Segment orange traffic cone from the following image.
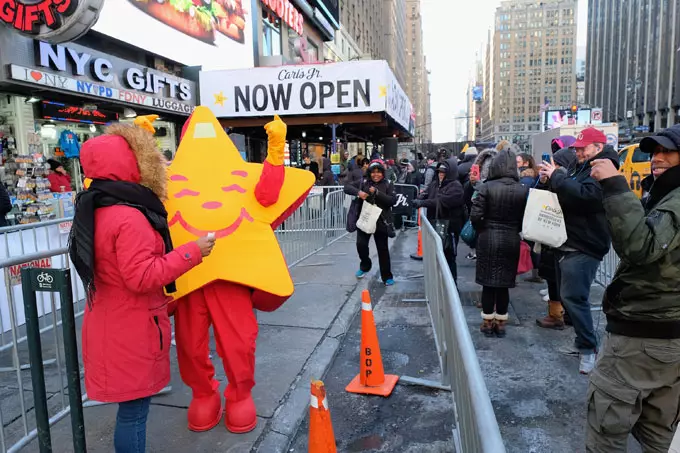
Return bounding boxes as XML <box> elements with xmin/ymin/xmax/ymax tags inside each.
<box><xmin>345</xmin><ymin>290</ymin><xmax>399</xmax><ymax>396</ymax></box>
<box><xmin>410</xmin><ymin>210</ymin><xmax>423</xmax><ymax>261</ymax></box>
<box><xmin>309</xmin><ymin>380</ymin><xmax>337</xmax><ymax>453</ymax></box>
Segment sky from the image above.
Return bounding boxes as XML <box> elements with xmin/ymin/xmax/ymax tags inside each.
<box><xmin>421</xmin><ymin>0</ymin><xmax>589</xmax><ymax>142</ymax></box>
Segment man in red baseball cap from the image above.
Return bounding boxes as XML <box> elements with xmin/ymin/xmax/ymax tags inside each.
<box><xmin>571</xmin><ymin>127</ymin><xmax>608</xmax><ymax>164</ymax></box>
<box><xmin>539</xmin><ymin>126</ymin><xmax>620</xmax><ymax>375</ymax></box>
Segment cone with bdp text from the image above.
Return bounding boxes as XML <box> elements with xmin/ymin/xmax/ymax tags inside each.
<box><xmin>410</xmin><ymin>210</ymin><xmax>423</xmax><ymax>261</ymax></box>
<box><xmin>345</xmin><ymin>290</ymin><xmax>399</xmax><ymax>396</ymax></box>
<box><xmin>308</xmin><ymin>380</ymin><xmax>337</xmax><ymax>453</ymax></box>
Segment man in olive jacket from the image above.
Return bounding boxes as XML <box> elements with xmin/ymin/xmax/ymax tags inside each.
<box><xmin>587</xmin><ymin>124</ymin><xmax>680</xmax><ymax>452</ymax></box>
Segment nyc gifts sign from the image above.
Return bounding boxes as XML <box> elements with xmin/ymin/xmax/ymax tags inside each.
<box><xmin>200</xmin><ymin>60</ymin><xmax>413</xmax><ymax>132</ymax></box>
<box><xmin>0</xmin><ymin>0</ymin><xmax>105</xmax><ymax>43</ymax></box>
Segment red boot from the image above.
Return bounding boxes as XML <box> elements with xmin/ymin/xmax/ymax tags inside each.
<box><xmin>225</xmin><ymin>394</ymin><xmax>257</xmax><ymax>433</ymax></box>
<box><xmin>188</xmin><ymin>391</ymin><xmax>223</xmax><ymax>432</ymax></box>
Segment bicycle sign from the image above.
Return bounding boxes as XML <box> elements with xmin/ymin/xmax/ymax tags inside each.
<box><xmin>29</xmin><ymin>268</ymin><xmax>63</xmax><ymax>292</ymax></box>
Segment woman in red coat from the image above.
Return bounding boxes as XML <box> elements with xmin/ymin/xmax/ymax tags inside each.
<box><xmin>68</xmin><ymin>123</ymin><xmax>215</xmax><ymax>453</ymax></box>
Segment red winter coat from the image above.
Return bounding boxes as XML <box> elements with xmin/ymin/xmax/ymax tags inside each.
<box><xmin>80</xmin><ymin>127</ymin><xmax>203</xmax><ymax>403</ymax></box>
<box><xmin>48</xmin><ymin>172</ymin><xmax>72</xmax><ymax>192</ymax></box>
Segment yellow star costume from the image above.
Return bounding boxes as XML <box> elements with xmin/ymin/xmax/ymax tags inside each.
<box><xmin>167</xmin><ymin>106</ymin><xmax>314</xmax><ymax>435</ymax></box>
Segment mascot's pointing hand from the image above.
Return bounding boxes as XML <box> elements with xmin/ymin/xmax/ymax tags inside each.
<box><xmin>133</xmin><ymin>115</ymin><xmax>159</xmax><ymax>135</ymax></box>
<box><xmin>264</xmin><ymin>114</ymin><xmax>286</xmax><ymax>167</ymax></box>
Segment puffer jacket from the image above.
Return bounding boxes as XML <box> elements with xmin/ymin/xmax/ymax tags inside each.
<box><xmin>419</xmin><ymin>158</ymin><xmax>466</xmax><ymax>236</ymax></box>
<box><xmin>80</xmin><ymin>126</ymin><xmax>202</xmax><ymax>403</ymax></box>
<box><xmin>318</xmin><ymin>157</ymin><xmax>336</xmax><ymax>186</ymax></box>
<box><xmin>344</xmin><ymin>176</ymin><xmax>396</xmax><ymax>235</ymax></box>
<box><xmin>548</xmin><ymin>145</ymin><xmax>620</xmax><ymax>259</ymax></box>
<box><xmin>471</xmin><ymin>150</ymin><xmax>527</xmax><ymax>288</ymax></box>
<box><xmin>600</xmin><ymin>164</ymin><xmax>680</xmax><ymax>339</ymax></box>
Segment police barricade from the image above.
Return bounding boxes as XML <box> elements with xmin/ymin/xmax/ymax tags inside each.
<box><xmin>594</xmin><ymin>247</ymin><xmax>620</xmax><ymax>289</ymax></box>
<box><xmin>0</xmin><ymin>192</ymin><xmax>340</xmax><ymax>452</ymax></box>
<box><xmin>392</xmin><ymin>184</ymin><xmax>419</xmax><ymax>229</ymax></box>
<box><xmin>408</xmin><ymin>209</ymin><xmax>505</xmax><ymax>453</ymax></box>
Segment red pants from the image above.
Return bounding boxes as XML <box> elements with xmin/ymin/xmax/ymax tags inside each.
<box><xmin>174</xmin><ymin>281</ymin><xmax>286</xmax><ymax>403</ymax></box>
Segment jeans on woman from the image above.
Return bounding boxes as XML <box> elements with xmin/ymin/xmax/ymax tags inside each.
<box><xmin>114</xmin><ymin>397</ymin><xmax>151</xmax><ymax>453</ymax></box>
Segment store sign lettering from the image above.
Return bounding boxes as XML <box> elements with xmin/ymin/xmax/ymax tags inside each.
<box><xmin>261</xmin><ymin>0</ymin><xmax>303</xmax><ymax>35</ymax></box>
<box><xmin>36</xmin><ymin>41</ymin><xmax>192</xmax><ymax>101</ymax></box>
<box><xmin>0</xmin><ymin>0</ymin><xmax>76</xmax><ymax>33</ymax></box>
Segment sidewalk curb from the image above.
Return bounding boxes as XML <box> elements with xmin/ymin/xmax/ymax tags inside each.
<box><xmin>251</xmin><ymin>231</ymin><xmax>405</xmax><ymax>452</ymax></box>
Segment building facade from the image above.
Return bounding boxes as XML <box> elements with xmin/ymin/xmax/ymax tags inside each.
<box><xmin>405</xmin><ymin>0</ymin><xmax>432</xmax><ymax>143</ymax></box>
<box><xmin>586</xmin><ymin>0</ymin><xmax>680</xmax><ymax>131</ymax></box>
<box><xmin>340</xmin><ymin>0</ymin><xmax>387</xmax><ymax>60</ymax></box>
<box><xmin>384</xmin><ymin>0</ymin><xmax>407</xmax><ymax>88</ymax></box>
<box><xmin>481</xmin><ymin>0</ymin><xmax>578</xmax><ymax>144</ymax></box>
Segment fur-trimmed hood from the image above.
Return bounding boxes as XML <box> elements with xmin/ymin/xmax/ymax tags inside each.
<box><xmin>80</xmin><ymin>123</ymin><xmax>168</xmax><ymax>199</ymax></box>
<box><xmin>473</xmin><ymin>148</ymin><xmax>498</xmax><ymax>182</ymax></box>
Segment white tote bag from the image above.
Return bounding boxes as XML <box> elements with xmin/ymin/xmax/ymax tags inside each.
<box><xmin>521</xmin><ymin>188</ymin><xmax>568</xmax><ymax>248</ymax></box>
<box><xmin>356</xmin><ymin>201</ymin><xmax>383</xmax><ymax>235</ymax></box>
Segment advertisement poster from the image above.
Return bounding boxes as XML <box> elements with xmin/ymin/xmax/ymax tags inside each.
<box><xmin>93</xmin><ymin>0</ymin><xmax>255</xmax><ymax>70</ymax></box>
<box><xmin>201</xmin><ymin>61</ymin><xmax>413</xmax><ymax>132</ymax></box>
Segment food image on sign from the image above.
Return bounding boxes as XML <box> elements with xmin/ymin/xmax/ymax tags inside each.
<box><xmin>128</xmin><ymin>0</ymin><xmax>247</xmax><ymax>44</ymax></box>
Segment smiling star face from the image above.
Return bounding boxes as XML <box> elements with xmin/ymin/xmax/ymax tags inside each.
<box><xmin>165</xmin><ymin>106</ymin><xmax>314</xmax><ymax>299</ymax></box>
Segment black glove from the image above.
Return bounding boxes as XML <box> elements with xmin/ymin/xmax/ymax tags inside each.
<box><xmin>412</xmin><ymin>199</ymin><xmax>423</xmax><ymax>208</ymax></box>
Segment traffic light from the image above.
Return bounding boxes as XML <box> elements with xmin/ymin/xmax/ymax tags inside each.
<box><xmin>475</xmin><ymin>117</ymin><xmax>481</xmax><ymax>128</ymax></box>
<box><xmin>571</xmin><ymin>104</ymin><xmax>578</xmax><ymax>113</ymax></box>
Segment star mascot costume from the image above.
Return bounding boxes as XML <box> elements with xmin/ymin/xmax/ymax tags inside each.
<box><xmin>165</xmin><ymin>107</ymin><xmax>315</xmax><ymax>433</ymax></box>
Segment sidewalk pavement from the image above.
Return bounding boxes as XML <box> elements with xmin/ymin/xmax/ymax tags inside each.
<box><xmin>290</xmin><ymin>229</ymin><xmax>454</xmax><ymax>452</ymax></box>
<box><xmin>10</xmin><ymin>233</ymin><xmax>394</xmax><ymax>453</ymax></box>
<box><xmin>455</xmin><ymin>243</ymin><xmax>642</xmax><ymax>453</ymax></box>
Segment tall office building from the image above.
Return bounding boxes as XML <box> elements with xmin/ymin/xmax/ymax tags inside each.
<box><xmin>340</xmin><ymin>0</ymin><xmax>387</xmax><ymax>61</ymax></box>
<box><xmin>586</xmin><ymin>0</ymin><xmax>680</xmax><ymax>131</ymax></box>
<box><xmin>405</xmin><ymin>0</ymin><xmax>432</xmax><ymax>143</ymax></box>
<box><xmin>384</xmin><ymin>0</ymin><xmax>407</xmax><ymax>88</ymax></box>
<box><xmin>480</xmin><ymin>0</ymin><xmax>578</xmax><ymax>144</ymax></box>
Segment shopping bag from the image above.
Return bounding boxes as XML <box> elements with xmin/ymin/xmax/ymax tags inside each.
<box><xmin>356</xmin><ymin>201</ymin><xmax>382</xmax><ymax>234</ymax></box>
<box><xmin>521</xmin><ymin>188</ymin><xmax>567</xmax><ymax>248</ymax></box>
<box><xmin>517</xmin><ymin>241</ymin><xmax>533</xmax><ymax>275</ymax></box>
<box><xmin>460</xmin><ymin>220</ymin><xmax>477</xmax><ymax>247</ymax></box>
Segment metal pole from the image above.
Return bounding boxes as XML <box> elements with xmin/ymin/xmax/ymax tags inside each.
<box><xmin>20</xmin><ymin>268</ymin><xmax>52</xmax><ymax>453</ymax></box>
<box><xmin>59</xmin><ymin>269</ymin><xmax>86</xmax><ymax>453</ymax></box>
<box><xmin>331</xmin><ymin>123</ymin><xmax>337</xmax><ymax>155</ymax></box>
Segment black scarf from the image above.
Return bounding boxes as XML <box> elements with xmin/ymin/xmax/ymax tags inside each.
<box><xmin>68</xmin><ymin>179</ymin><xmax>176</xmax><ymax>305</ymax></box>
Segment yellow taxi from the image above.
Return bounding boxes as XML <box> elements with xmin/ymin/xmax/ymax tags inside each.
<box><xmin>618</xmin><ymin>143</ymin><xmax>651</xmax><ymax>199</ymax></box>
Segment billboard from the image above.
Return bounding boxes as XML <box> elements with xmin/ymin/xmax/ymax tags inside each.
<box><xmin>472</xmin><ymin>85</ymin><xmax>483</xmax><ymax>102</ymax></box>
<box><xmin>544</xmin><ymin>109</ymin><xmax>592</xmax><ymax>130</ymax></box>
<box><xmin>92</xmin><ymin>0</ymin><xmax>255</xmax><ymax>70</ymax></box>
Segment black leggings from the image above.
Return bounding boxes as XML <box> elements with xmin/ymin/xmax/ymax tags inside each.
<box><xmin>547</xmin><ymin>279</ymin><xmax>561</xmax><ymax>302</ymax></box>
<box><xmin>481</xmin><ymin>286</ymin><xmax>510</xmax><ymax>316</ymax></box>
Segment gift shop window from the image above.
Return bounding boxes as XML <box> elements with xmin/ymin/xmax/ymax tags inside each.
<box><xmin>262</xmin><ymin>9</ymin><xmax>282</xmax><ymax>57</ymax></box>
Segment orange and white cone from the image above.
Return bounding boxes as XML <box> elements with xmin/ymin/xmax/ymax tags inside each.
<box><xmin>345</xmin><ymin>290</ymin><xmax>399</xmax><ymax>396</ymax></box>
<box><xmin>308</xmin><ymin>380</ymin><xmax>337</xmax><ymax>453</ymax></box>
<box><xmin>410</xmin><ymin>210</ymin><xmax>423</xmax><ymax>261</ymax></box>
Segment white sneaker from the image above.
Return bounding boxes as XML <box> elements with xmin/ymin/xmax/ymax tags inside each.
<box><xmin>542</xmin><ymin>294</ymin><xmax>550</xmax><ymax>302</ymax></box>
<box><xmin>539</xmin><ymin>289</ymin><xmax>549</xmax><ymax>296</ymax></box>
<box><xmin>579</xmin><ymin>354</ymin><xmax>596</xmax><ymax>375</ymax></box>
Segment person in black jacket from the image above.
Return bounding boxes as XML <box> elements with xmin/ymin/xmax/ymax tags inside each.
<box><xmin>539</xmin><ymin>127</ymin><xmax>620</xmax><ymax>375</ymax></box>
<box><xmin>471</xmin><ymin>149</ymin><xmax>528</xmax><ymax>338</ymax></box>
<box><xmin>346</xmin><ymin>157</ymin><xmax>369</xmax><ymax>187</ymax></box>
<box><xmin>344</xmin><ymin>160</ymin><xmax>396</xmax><ymax>286</ymax></box>
<box><xmin>413</xmin><ymin>158</ymin><xmax>465</xmax><ymax>281</ymax></box>
<box><xmin>0</xmin><ymin>183</ymin><xmax>12</xmax><ymax>227</ymax></box>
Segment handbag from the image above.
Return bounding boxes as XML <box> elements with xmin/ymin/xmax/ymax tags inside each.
<box><xmin>517</xmin><ymin>240</ymin><xmax>533</xmax><ymax>275</ymax></box>
<box><xmin>346</xmin><ymin>197</ymin><xmax>361</xmax><ymax>233</ymax></box>
<box><xmin>521</xmin><ymin>188</ymin><xmax>567</xmax><ymax>248</ymax></box>
<box><xmin>356</xmin><ymin>200</ymin><xmax>382</xmax><ymax>234</ymax></box>
<box><xmin>460</xmin><ymin>220</ymin><xmax>477</xmax><ymax>247</ymax></box>
<box><xmin>434</xmin><ymin>197</ymin><xmax>452</xmax><ymax>249</ymax></box>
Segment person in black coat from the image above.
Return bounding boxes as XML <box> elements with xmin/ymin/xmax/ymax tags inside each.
<box><xmin>413</xmin><ymin>158</ymin><xmax>465</xmax><ymax>281</ymax></box>
<box><xmin>470</xmin><ymin>149</ymin><xmax>528</xmax><ymax>338</ymax></box>
<box><xmin>346</xmin><ymin>157</ymin><xmax>369</xmax><ymax>187</ymax></box>
<box><xmin>0</xmin><ymin>183</ymin><xmax>12</xmax><ymax>227</ymax></box>
<box><xmin>344</xmin><ymin>160</ymin><xmax>396</xmax><ymax>285</ymax></box>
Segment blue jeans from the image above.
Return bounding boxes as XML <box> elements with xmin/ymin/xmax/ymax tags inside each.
<box><xmin>559</xmin><ymin>252</ymin><xmax>600</xmax><ymax>355</ymax></box>
<box><xmin>114</xmin><ymin>397</ymin><xmax>151</xmax><ymax>453</ymax></box>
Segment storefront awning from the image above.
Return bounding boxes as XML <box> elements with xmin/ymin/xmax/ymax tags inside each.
<box><xmin>199</xmin><ymin>60</ymin><xmax>415</xmax><ymax>140</ymax></box>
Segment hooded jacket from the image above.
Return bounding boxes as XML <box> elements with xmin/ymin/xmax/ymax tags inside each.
<box><xmin>470</xmin><ymin>150</ymin><xmax>527</xmax><ymax>288</ymax></box>
<box><xmin>547</xmin><ymin>145</ymin><xmax>619</xmax><ymax>259</ymax></box>
<box><xmin>420</xmin><ymin>158</ymin><xmax>466</xmax><ymax>235</ymax></box>
<box><xmin>599</xmin><ymin>156</ymin><xmax>680</xmax><ymax>339</ymax></box>
<box><xmin>80</xmin><ymin>124</ymin><xmax>202</xmax><ymax>403</ymax></box>
<box><xmin>317</xmin><ymin>157</ymin><xmax>336</xmax><ymax>186</ymax></box>
<box><xmin>457</xmin><ymin>150</ymin><xmax>478</xmax><ymax>185</ymax></box>
<box><xmin>344</xmin><ymin>170</ymin><xmax>396</xmax><ymax>235</ymax></box>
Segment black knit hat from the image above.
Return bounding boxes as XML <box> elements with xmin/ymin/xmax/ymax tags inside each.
<box><xmin>47</xmin><ymin>159</ymin><xmax>62</xmax><ymax>172</ymax></box>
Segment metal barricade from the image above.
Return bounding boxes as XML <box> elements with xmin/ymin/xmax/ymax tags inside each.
<box><xmin>393</xmin><ymin>184</ymin><xmax>419</xmax><ymax>229</ymax></box>
<box><xmin>594</xmin><ymin>247</ymin><xmax>620</xmax><ymax>289</ymax></box>
<box><xmin>0</xmin><ymin>192</ymin><xmax>346</xmax><ymax>452</ymax></box>
<box><xmin>414</xmin><ymin>209</ymin><xmax>506</xmax><ymax>453</ymax></box>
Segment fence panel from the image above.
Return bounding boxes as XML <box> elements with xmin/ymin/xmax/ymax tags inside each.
<box><xmin>420</xmin><ymin>209</ymin><xmax>506</xmax><ymax>453</ymax></box>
